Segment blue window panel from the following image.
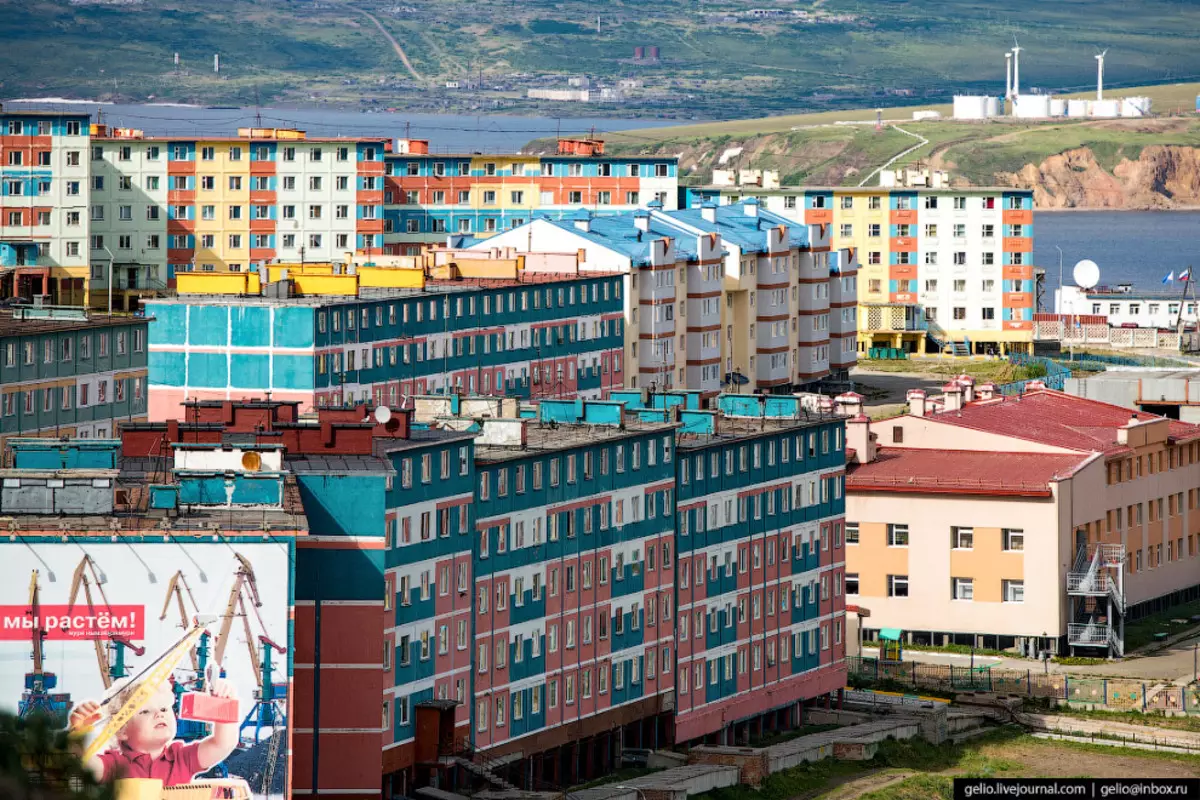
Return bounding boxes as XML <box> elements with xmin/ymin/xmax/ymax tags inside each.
<box><xmin>230</xmin><ymin>354</ymin><xmax>270</xmax><ymax>389</ymax></box>
<box><xmin>230</xmin><ymin>306</ymin><xmax>271</xmax><ymax>347</ymax></box>
<box><xmin>231</xmin><ymin>476</ymin><xmax>282</xmax><ymax>505</ymax></box>
<box><xmin>188</xmin><ymin>306</ymin><xmax>229</xmax><ymax>346</ymax></box>
<box><xmin>272</xmin><ymin>354</ymin><xmax>314</xmax><ymax>391</ymax></box>
<box><xmin>188</xmin><ymin>352</ymin><xmax>228</xmax><ymax>388</ymax></box>
<box><xmin>148</xmin><ymin>351</ymin><xmax>186</xmax><ymax>386</ymax></box>
<box><xmin>272</xmin><ymin>307</ymin><xmax>315</xmax><ymax>348</ymax></box>
<box><xmin>146</xmin><ymin>303</ymin><xmax>187</xmax><ymax>345</ymax></box>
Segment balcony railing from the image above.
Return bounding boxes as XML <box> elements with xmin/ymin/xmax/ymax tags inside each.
<box><xmin>1067</xmin><ymin>622</ymin><xmax>1114</xmax><ymax>647</ymax></box>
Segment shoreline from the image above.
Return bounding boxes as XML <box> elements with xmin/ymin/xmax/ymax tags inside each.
<box><xmin>1036</xmin><ymin>206</ymin><xmax>1200</xmax><ymax>213</ymax></box>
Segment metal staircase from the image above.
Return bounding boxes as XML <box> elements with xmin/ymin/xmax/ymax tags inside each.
<box><xmin>1066</xmin><ymin>543</ymin><xmax>1126</xmax><ymax>657</ymax></box>
<box><xmin>453</xmin><ymin>739</ymin><xmax>518</xmax><ymax>791</ymax></box>
<box><xmin>949</xmin><ymin>340</ymin><xmax>970</xmax><ymax>357</ymax></box>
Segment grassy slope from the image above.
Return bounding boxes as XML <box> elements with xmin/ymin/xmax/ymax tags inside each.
<box><xmin>3</xmin><ymin>0</ymin><xmax>1200</xmax><ymax>114</ymax></box>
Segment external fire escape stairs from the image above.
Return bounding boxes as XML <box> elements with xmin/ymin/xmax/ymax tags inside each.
<box><xmin>1066</xmin><ymin>543</ymin><xmax>1126</xmax><ymax>658</ymax></box>
<box><xmin>450</xmin><ymin>739</ymin><xmax>518</xmax><ymax>792</ymax></box>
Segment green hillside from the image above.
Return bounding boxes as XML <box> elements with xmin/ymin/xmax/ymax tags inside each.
<box><xmin>2</xmin><ymin>0</ymin><xmax>1200</xmax><ymax>118</ymax></box>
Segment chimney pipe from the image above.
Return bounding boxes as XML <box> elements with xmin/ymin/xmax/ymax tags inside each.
<box><xmin>942</xmin><ymin>383</ymin><xmax>964</xmax><ymax>413</ymax></box>
<box><xmin>701</xmin><ymin>203</ymin><xmax>717</xmax><ymax>224</ymax></box>
<box><xmin>906</xmin><ymin>389</ymin><xmax>927</xmax><ymax>417</ymax></box>
<box><xmin>845</xmin><ymin>414</ymin><xmax>877</xmax><ymax>464</ymax></box>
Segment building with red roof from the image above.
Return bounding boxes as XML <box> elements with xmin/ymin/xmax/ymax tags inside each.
<box><xmin>839</xmin><ymin>384</ymin><xmax>1200</xmax><ymax>658</ymax></box>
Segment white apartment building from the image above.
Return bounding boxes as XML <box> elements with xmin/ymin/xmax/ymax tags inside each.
<box><xmin>0</xmin><ymin>110</ymin><xmax>91</xmax><ymax>303</ymax></box>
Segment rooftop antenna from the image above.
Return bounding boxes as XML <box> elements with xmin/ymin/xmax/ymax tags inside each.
<box><xmin>1095</xmin><ymin>49</ymin><xmax>1108</xmax><ymax>101</ymax></box>
<box><xmin>254</xmin><ymin>86</ymin><xmax>262</xmax><ymax>128</ymax></box>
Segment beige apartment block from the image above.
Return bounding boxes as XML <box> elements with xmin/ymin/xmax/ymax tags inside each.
<box><xmin>840</xmin><ymin>381</ymin><xmax>1200</xmax><ymax>658</ymax></box>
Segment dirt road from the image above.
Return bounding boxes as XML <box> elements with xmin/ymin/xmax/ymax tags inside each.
<box><xmin>358</xmin><ymin>9</ymin><xmax>422</xmax><ymax>81</ymax></box>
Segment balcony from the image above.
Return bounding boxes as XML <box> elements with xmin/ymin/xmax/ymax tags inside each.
<box><xmin>1068</xmin><ymin>622</ymin><xmax>1116</xmax><ymax>648</ymax></box>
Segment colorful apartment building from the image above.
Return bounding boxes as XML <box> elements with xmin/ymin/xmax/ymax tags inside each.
<box><xmin>0</xmin><ymin>305</ymin><xmax>149</xmax><ymax>451</ymax></box>
<box><xmin>472</xmin><ymin>200</ymin><xmax>857</xmax><ymax>397</ymax></box>
<box><xmin>88</xmin><ymin>125</ymin><xmax>389</xmax><ymax>308</ymax></box>
<box><xmin>469</xmin><ymin>398</ymin><xmax>678</xmax><ymax>785</ymax></box>
<box><xmin>0</xmin><ymin>109</ymin><xmax>91</xmax><ymax>303</ymax></box>
<box><xmin>143</xmin><ymin>260</ymin><xmax>626</xmax><ymax>420</ymax></box>
<box><xmin>377</xmin><ymin>402</ymin><xmax>477</xmax><ymax>794</ymax></box>
<box><xmin>383</xmin><ymin>138</ymin><xmax>678</xmax><ymax>252</ymax></box>
<box><xmin>682</xmin><ymin>185</ymin><xmax>1035</xmax><ymax>356</ymax></box>
<box><xmin>843</xmin><ymin>382</ymin><xmax>1200</xmax><ymax>658</ymax></box>
<box><xmin>635</xmin><ymin>392</ymin><xmax>848</xmax><ymax>745</ymax></box>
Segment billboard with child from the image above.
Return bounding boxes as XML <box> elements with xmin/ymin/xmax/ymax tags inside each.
<box><xmin>0</xmin><ymin>543</ymin><xmax>290</xmax><ymax>800</ymax></box>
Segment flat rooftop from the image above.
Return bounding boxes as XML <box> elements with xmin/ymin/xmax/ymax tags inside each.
<box><xmin>0</xmin><ymin>308</ymin><xmax>149</xmax><ymax>337</ymax></box>
<box><xmin>373</xmin><ymin>427</ymin><xmax>477</xmax><ymax>456</ymax></box>
<box><xmin>473</xmin><ymin>419</ymin><xmax>677</xmax><ymax>463</ymax></box>
<box><xmin>676</xmin><ymin>413</ymin><xmax>837</xmax><ymax>450</ymax></box>
<box><xmin>3</xmin><ymin>455</ymin><xmax>309</xmax><ymax>534</ymax></box>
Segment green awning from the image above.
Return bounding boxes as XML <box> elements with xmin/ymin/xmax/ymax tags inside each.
<box><xmin>879</xmin><ymin>628</ymin><xmax>903</xmax><ymax>641</ymax></box>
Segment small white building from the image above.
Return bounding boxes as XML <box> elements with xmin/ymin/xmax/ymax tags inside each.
<box><xmin>1056</xmin><ymin>285</ymin><xmax>1200</xmax><ymax>328</ymax></box>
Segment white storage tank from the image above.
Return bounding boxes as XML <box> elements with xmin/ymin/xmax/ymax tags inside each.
<box><xmin>953</xmin><ymin>95</ymin><xmax>990</xmax><ymax>120</ymax></box>
<box><xmin>1121</xmin><ymin>96</ymin><xmax>1152</xmax><ymax>117</ymax></box>
<box><xmin>1014</xmin><ymin>93</ymin><xmax>1052</xmax><ymax>118</ymax></box>
<box><xmin>985</xmin><ymin>96</ymin><xmax>1002</xmax><ymax>117</ymax></box>
<box><xmin>1067</xmin><ymin>99</ymin><xmax>1089</xmax><ymax>117</ymax></box>
<box><xmin>1049</xmin><ymin>98</ymin><xmax>1066</xmax><ymax>117</ymax></box>
<box><xmin>1091</xmin><ymin>99</ymin><xmax>1120</xmax><ymax>118</ymax></box>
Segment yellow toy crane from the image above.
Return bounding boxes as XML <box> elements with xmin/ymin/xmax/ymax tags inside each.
<box><xmin>75</xmin><ymin>616</ymin><xmax>254</xmax><ymax>800</ymax></box>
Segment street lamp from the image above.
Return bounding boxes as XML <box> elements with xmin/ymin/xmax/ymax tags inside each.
<box><xmin>1055</xmin><ymin>245</ymin><xmax>1063</xmax><ymax>312</ymax></box>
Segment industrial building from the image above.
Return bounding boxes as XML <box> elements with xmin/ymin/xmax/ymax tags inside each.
<box><xmin>681</xmin><ymin>184</ymin><xmax>1035</xmax><ymax>356</ymax></box>
<box><xmin>383</xmin><ymin>138</ymin><xmax>678</xmax><ymax>252</ymax></box>
<box><xmin>0</xmin><ymin>303</ymin><xmax>150</xmax><ymax>451</ymax></box>
<box><xmin>845</xmin><ymin>382</ymin><xmax>1200</xmax><ymax>658</ymax></box>
<box><xmin>467</xmin><ymin>200</ymin><xmax>858</xmax><ymax>394</ymax></box>
<box><xmin>951</xmin><ymin>47</ymin><xmax>1151</xmax><ymax>121</ymax></box>
<box><xmin>1068</xmin><ymin>370</ymin><xmax>1200</xmax><ymax>423</ymax></box>
<box><xmin>0</xmin><ymin>109</ymin><xmax>92</xmax><ymax>304</ymax></box>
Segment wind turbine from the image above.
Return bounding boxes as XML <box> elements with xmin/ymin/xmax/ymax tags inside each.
<box><xmin>1011</xmin><ymin>36</ymin><xmax>1022</xmax><ymax>100</ymax></box>
<box><xmin>1095</xmin><ymin>49</ymin><xmax>1108</xmax><ymax>101</ymax></box>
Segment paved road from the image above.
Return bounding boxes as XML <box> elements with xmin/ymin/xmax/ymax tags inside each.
<box><xmin>864</xmin><ymin>632</ymin><xmax>1200</xmax><ymax>683</ymax></box>
<box><xmin>849</xmin><ymin>367</ymin><xmax>944</xmax><ymax>413</ymax></box>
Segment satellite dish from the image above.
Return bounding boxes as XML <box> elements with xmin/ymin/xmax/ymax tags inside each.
<box><xmin>1073</xmin><ymin>259</ymin><xmax>1100</xmax><ymax>290</ymax></box>
<box><xmin>374</xmin><ymin>405</ymin><xmax>392</xmax><ymax>425</ymax></box>
<box><xmin>241</xmin><ymin>451</ymin><xmax>262</xmax><ymax>472</ymax></box>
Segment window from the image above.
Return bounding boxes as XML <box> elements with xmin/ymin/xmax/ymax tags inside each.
<box><xmin>952</xmin><ymin>577</ymin><xmax>974</xmax><ymax>600</ymax></box>
<box><xmin>887</xmin><ymin>524</ymin><xmax>908</xmax><ymax>547</ymax></box>
<box><xmin>887</xmin><ymin>575</ymin><xmax>908</xmax><ymax>597</ymax></box>
<box><xmin>1003</xmin><ymin>529</ymin><xmax>1024</xmax><ymax>551</ymax></box>
<box><xmin>846</xmin><ymin>573</ymin><xmax>859</xmax><ymax>594</ymax></box>
<box><xmin>952</xmin><ymin>527</ymin><xmax>973</xmax><ymax>549</ymax></box>
<box><xmin>1002</xmin><ymin>580</ymin><xmax>1024</xmax><ymax>603</ymax></box>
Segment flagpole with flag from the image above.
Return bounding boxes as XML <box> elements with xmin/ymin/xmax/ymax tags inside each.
<box><xmin>1163</xmin><ymin>271</ymin><xmax>1175</xmax><ymax>285</ymax></box>
<box><xmin>1175</xmin><ymin>266</ymin><xmax>1193</xmax><ymax>332</ymax></box>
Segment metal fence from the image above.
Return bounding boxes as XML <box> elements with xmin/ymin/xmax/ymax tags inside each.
<box><xmin>847</xmin><ymin>657</ymin><xmax>1200</xmax><ymax>713</ymax></box>
<box><xmin>998</xmin><ymin>355</ymin><xmax>1071</xmax><ymax>395</ymax></box>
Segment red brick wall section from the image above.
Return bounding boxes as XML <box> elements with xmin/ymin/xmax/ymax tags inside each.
<box><xmin>688</xmin><ymin>750</ymin><xmax>770</xmax><ymax>786</ymax></box>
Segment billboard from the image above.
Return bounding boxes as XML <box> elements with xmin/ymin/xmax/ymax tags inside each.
<box><xmin>0</xmin><ymin>542</ymin><xmax>290</xmax><ymax>800</ymax></box>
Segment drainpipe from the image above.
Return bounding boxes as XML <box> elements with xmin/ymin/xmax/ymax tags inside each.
<box><xmin>101</xmin><ymin>245</ymin><xmax>116</xmax><ymax>315</ymax></box>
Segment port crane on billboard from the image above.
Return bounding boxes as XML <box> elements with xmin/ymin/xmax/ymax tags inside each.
<box><xmin>18</xmin><ymin>570</ymin><xmax>70</xmax><ymax>723</ymax></box>
<box><xmin>211</xmin><ymin>553</ymin><xmax>287</xmax><ymax>746</ymax></box>
<box><xmin>67</xmin><ymin>555</ymin><xmax>145</xmax><ymax>689</ymax></box>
